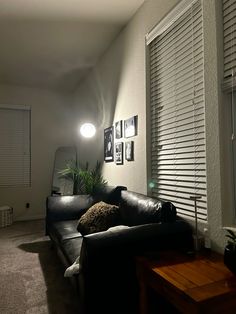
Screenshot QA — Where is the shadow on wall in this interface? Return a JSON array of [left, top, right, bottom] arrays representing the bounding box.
[[97, 39, 126, 125], [18, 241, 80, 314], [71, 35, 126, 168], [0, 18, 121, 93]]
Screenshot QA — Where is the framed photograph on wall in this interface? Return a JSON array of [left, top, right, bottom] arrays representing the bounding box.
[[124, 115, 138, 138], [125, 141, 134, 161], [104, 126, 114, 162], [115, 142, 123, 165], [115, 120, 123, 139]]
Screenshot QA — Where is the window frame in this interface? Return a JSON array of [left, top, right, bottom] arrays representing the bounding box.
[[146, 0, 207, 221]]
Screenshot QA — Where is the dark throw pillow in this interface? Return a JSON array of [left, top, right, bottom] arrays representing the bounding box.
[[77, 201, 120, 235]]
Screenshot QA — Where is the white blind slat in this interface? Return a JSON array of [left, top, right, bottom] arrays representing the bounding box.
[[223, 0, 236, 90]]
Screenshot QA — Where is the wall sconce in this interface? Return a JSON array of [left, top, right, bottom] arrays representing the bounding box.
[[80, 123, 96, 138]]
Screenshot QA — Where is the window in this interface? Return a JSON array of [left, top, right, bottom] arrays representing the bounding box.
[[147, 0, 207, 221], [223, 0, 236, 211], [232, 92, 236, 210], [222, 0, 236, 91], [0, 105, 31, 187]]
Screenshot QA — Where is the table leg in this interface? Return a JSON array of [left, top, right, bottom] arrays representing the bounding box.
[[139, 281, 149, 314]]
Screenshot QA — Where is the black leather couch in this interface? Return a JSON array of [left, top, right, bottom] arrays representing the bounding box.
[[46, 186, 193, 314]]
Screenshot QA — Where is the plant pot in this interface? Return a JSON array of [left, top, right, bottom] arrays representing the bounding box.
[[224, 244, 236, 275]]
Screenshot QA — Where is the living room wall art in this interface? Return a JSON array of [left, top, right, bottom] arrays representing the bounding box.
[[125, 141, 134, 161], [115, 120, 122, 139], [115, 142, 123, 165], [104, 126, 114, 162], [124, 115, 138, 138]]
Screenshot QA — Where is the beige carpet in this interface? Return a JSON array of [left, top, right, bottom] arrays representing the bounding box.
[[0, 220, 80, 314]]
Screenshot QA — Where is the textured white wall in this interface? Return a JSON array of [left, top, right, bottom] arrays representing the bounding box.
[[72, 0, 229, 251], [0, 85, 73, 221], [203, 0, 235, 251], [203, 0, 225, 252], [72, 0, 180, 194]]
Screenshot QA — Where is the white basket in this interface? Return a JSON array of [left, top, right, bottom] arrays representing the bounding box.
[[0, 206, 13, 227]]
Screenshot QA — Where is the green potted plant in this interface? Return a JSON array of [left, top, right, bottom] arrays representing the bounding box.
[[224, 228, 236, 274], [59, 160, 107, 195]]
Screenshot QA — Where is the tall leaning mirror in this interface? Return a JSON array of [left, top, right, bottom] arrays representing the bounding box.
[[51, 146, 77, 196]]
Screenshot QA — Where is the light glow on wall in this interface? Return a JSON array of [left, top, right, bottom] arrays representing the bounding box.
[[80, 123, 96, 138]]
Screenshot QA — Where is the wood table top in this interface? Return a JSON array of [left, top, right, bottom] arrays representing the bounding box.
[[136, 250, 236, 304]]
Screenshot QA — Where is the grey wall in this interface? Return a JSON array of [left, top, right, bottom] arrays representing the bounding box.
[[0, 84, 73, 220]]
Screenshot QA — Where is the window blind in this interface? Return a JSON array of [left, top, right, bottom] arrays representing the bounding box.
[[0, 106, 31, 187], [223, 0, 236, 91], [148, 0, 207, 221]]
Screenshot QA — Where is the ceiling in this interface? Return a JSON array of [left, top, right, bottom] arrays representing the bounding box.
[[0, 0, 145, 92]]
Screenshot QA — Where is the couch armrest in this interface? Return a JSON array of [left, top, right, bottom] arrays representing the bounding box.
[[46, 195, 94, 223], [81, 220, 193, 263], [78, 220, 193, 314]]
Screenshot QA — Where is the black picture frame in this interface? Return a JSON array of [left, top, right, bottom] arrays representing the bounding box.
[[124, 115, 138, 138], [125, 141, 134, 161], [115, 142, 123, 165], [104, 126, 114, 162], [115, 120, 123, 139]]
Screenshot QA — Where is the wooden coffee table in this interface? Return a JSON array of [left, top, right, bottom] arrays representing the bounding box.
[[136, 250, 236, 314]]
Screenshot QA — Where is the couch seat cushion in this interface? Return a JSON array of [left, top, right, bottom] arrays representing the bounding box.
[[61, 237, 83, 265], [77, 201, 121, 235], [50, 220, 82, 243]]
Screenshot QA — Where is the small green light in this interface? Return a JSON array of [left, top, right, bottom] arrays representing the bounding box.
[[149, 182, 155, 189]]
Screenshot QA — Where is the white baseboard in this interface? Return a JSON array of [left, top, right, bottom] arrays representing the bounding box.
[[14, 214, 45, 222]]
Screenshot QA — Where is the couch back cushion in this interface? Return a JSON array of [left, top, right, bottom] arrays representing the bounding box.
[[46, 194, 95, 222], [119, 190, 176, 226], [94, 185, 127, 206]]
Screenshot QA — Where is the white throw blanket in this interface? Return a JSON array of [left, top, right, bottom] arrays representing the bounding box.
[[64, 225, 129, 277], [64, 255, 81, 277]]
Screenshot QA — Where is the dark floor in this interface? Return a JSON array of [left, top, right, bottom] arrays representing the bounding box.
[[0, 219, 80, 314]]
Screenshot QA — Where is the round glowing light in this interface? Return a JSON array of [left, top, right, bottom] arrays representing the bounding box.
[[80, 123, 96, 138]]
